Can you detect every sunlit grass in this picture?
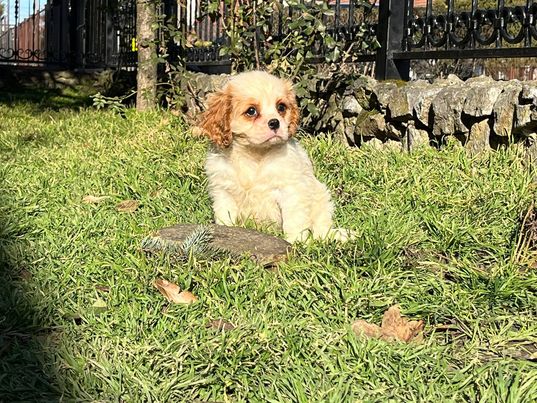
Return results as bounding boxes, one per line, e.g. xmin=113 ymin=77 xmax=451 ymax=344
xmin=1 ymin=102 xmax=537 ymax=401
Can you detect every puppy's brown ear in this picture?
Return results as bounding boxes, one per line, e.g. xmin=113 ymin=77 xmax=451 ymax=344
xmin=199 ymin=88 xmax=232 ymax=147
xmin=285 ymin=81 xmax=300 ymax=137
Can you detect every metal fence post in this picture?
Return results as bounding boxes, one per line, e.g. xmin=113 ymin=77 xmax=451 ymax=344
xmin=105 ymin=0 xmax=115 ymax=67
xmin=163 ymin=0 xmax=178 ymax=65
xmin=375 ymin=0 xmax=410 ymax=80
xmin=69 ymin=0 xmax=85 ymax=67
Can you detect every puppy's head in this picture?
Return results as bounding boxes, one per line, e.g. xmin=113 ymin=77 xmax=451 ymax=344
xmin=199 ymin=71 xmax=300 ymax=148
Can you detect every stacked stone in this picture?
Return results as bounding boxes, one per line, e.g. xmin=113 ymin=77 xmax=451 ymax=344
xmin=341 ymin=75 xmax=537 ymax=154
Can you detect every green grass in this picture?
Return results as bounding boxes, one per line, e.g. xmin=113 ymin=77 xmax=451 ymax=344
xmin=1 ymin=99 xmax=537 ymax=402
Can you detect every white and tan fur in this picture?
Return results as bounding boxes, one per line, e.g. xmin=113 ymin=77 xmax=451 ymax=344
xmin=199 ymin=70 xmax=349 ymax=243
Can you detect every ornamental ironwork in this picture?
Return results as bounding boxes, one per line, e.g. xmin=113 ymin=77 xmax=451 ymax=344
xmin=405 ymin=2 xmax=537 ymax=53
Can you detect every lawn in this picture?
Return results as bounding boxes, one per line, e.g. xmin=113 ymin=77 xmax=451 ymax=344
xmin=1 ymin=98 xmax=537 ymax=402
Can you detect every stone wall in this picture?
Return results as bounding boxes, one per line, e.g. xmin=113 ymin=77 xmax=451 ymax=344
xmin=340 ymin=74 xmax=537 ymax=155
xmin=180 ymin=72 xmax=537 ymax=154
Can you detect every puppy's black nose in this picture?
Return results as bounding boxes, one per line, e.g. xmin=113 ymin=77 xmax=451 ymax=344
xmin=268 ymin=119 xmax=280 ymax=130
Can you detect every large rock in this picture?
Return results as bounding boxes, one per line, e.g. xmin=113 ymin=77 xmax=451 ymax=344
xmin=524 ymin=133 xmax=537 ymax=161
xmin=515 ymin=104 xmax=537 ymax=132
xmin=362 ymin=137 xmax=384 ymax=150
xmin=143 ymin=224 xmax=291 ymax=266
xmin=406 ymin=80 xmax=445 ymax=128
xmin=375 ymin=82 xmax=398 ymax=112
xmin=463 ymin=76 xmax=504 ymax=117
xmin=432 ymin=83 xmax=471 ymax=136
xmin=350 ymin=75 xmax=378 ymax=110
xmin=403 ymin=125 xmax=430 ymax=151
xmin=492 ymin=81 xmax=523 ymax=137
xmin=521 ymin=81 xmax=537 ymax=104
xmin=343 ymin=117 xmax=358 ymax=145
xmin=386 ymin=122 xmax=404 ymax=139
xmin=354 ymin=110 xmax=386 ymax=137
xmin=466 ymin=119 xmax=491 ymax=155
xmin=515 ymin=81 xmax=537 ymax=132
xmin=341 ymin=95 xmax=363 ymax=117
xmin=375 ymin=82 xmax=412 ymax=121
xmin=384 ymin=139 xmax=403 ymax=152
xmin=433 ymin=74 xmax=463 ymax=86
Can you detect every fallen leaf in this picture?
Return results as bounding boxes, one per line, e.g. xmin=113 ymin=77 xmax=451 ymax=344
xmin=175 ymin=290 xmax=198 ymax=304
xmin=352 ymin=305 xmax=424 ymax=343
xmin=83 ymin=195 xmax=110 ymax=204
xmin=95 ymin=285 xmax=110 ymax=293
xmin=18 ymin=268 xmax=32 ymax=281
xmin=206 ymin=319 xmax=235 ymax=331
xmin=153 ymin=279 xmax=198 ymax=304
xmin=64 ymin=312 xmax=83 ymax=325
xmin=153 ymin=279 xmax=181 ymax=302
xmin=380 ymin=305 xmax=424 ymax=342
xmin=351 ymin=319 xmax=382 ymax=338
xmin=116 ymin=199 xmax=139 ymax=213
xmin=92 ymin=298 xmax=107 ymax=313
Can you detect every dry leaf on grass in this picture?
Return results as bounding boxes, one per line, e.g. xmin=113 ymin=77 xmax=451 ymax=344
xmin=175 ymin=290 xmax=198 ymax=304
xmin=92 ymin=298 xmax=107 ymax=313
xmin=116 ymin=199 xmax=139 ymax=213
xmin=95 ymin=285 xmax=110 ymax=293
xmin=153 ymin=279 xmax=198 ymax=304
xmin=206 ymin=319 xmax=236 ymax=331
xmin=351 ymin=320 xmax=382 ymax=339
xmin=352 ymin=305 xmax=424 ymax=343
xmin=82 ymin=195 xmax=110 ymax=204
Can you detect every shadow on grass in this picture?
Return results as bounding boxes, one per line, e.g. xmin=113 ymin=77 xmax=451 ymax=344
xmin=0 ymin=179 xmax=62 ymax=399
xmin=0 ymin=66 xmax=137 ymax=112
xmin=0 ymin=86 xmax=93 ymax=111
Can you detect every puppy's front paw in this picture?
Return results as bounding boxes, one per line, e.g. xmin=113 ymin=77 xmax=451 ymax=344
xmin=286 ymin=228 xmax=356 ymax=243
xmin=285 ymin=229 xmax=312 ymax=244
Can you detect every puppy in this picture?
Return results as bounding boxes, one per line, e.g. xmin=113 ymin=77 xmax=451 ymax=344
xmin=199 ymin=70 xmax=349 ymax=243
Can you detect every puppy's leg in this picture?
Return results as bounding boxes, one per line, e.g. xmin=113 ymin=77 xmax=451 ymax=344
xmin=310 ymin=185 xmax=355 ymax=242
xmin=278 ymin=190 xmax=313 ymax=243
xmin=212 ymin=190 xmax=239 ymax=226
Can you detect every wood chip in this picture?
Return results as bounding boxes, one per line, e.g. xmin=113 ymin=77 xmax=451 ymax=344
xmin=116 ymin=199 xmax=139 ymax=213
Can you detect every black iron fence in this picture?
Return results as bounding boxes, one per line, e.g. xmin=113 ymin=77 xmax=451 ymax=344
xmin=0 ymin=0 xmax=136 ymax=68
xmin=179 ymin=0 xmax=537 ymax=78
xmin=0 ymin=0 xmax=536 ymax=79
xmin=380 ymin=0 xmax=537 ymax=79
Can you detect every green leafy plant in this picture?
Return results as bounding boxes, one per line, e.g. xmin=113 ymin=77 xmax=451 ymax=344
xmin=156 ymin=0 xmax=378 ymax=123
xmin=91 ymin=91 xmax=136 ymax=114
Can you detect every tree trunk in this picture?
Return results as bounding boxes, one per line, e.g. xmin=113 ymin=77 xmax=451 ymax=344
xmin=136 ymin=0 xmax=157 ymax=110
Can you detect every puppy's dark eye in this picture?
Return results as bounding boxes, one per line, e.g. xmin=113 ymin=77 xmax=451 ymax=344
xmin=277 ymin=103 xmax=287 ymax=113
xmin=245 ymin=107 xmax=257 ymax=117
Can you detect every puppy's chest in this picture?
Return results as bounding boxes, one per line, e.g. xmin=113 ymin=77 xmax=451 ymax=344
xmin=230 ymin=161 xmax=282 ymax=195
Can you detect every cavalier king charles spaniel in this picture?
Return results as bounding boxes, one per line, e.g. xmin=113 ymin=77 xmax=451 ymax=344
xmin=199 ymin=70 xmax=350 ymax=243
